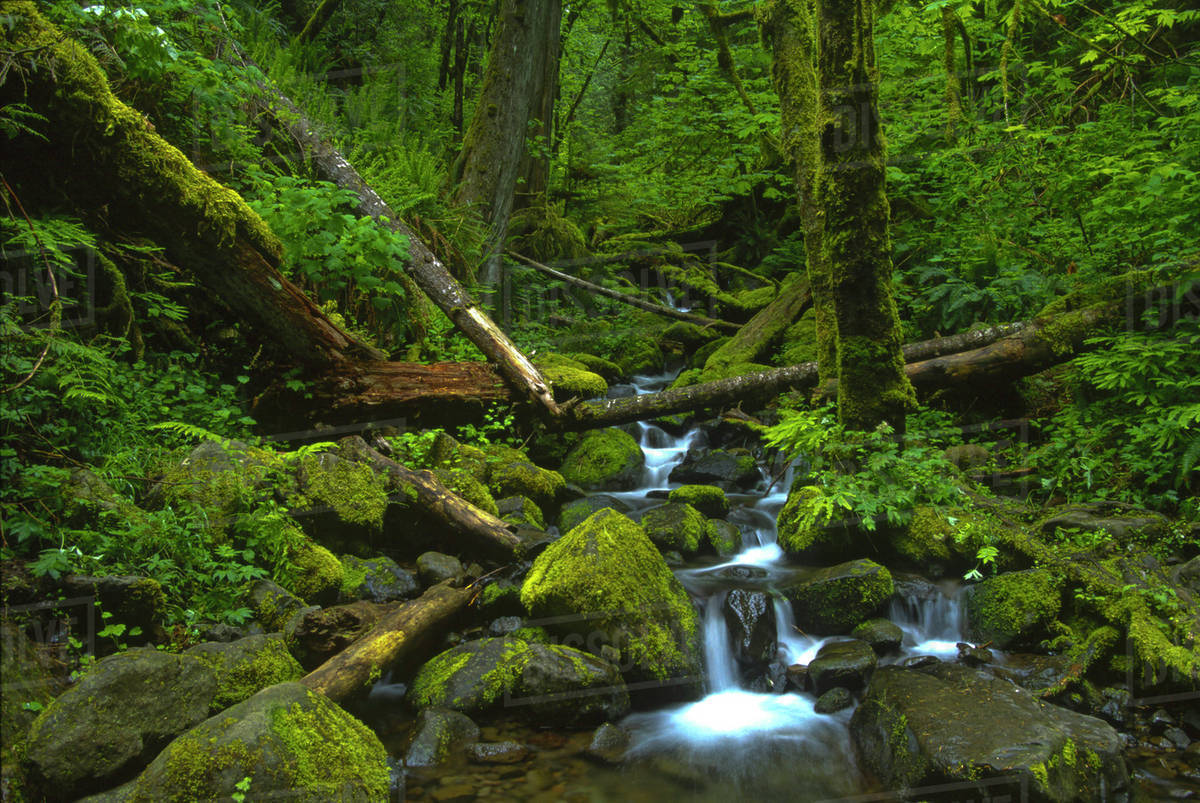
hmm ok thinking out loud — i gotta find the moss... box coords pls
[534,353,608,401]
[338,560,368,600]
[286,537,344,603]
[705,519,742,556]
[270,691,389,800]
[610,334,664,377]
[559,429,644,490]
[520,509,700,681]
[497,494,545,529]
[298,455,389,530]
[893,506,955,569]
[661,322,720,351]
[191,639,305,712]
[409,638,529,709]
[640,502,707,554]
[509,626,550,643]
[429,432,489,480]
[965,569,1063,648]
[668,485,730,519]
[433,466,498,516]
[409,650,474,708]
[690,337,728,370]
[487,458,564,509]
[776,310,818,366]
[566,352,622,382]
[776,484,823,555]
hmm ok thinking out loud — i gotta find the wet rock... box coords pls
[668,485,730,519]
[780,559,894,635]
[409,637,630,726]
[850,618,903,655]
[991,652,1074,692]
[814,687,854,714]
[963,568,1062,649]
[723,589,777,667]
[808,639,877,695]
[585,723,630,764]
[405,708,480,768]
[1040,505,1167,542]
[557,494,631,534]
[714,564,769,581]
[185,633,303,711]
[851,663,1127,802]
[488,616,524,637]
[704,519,743,557]
[662,550,685,566]
[466,741,531,764]
[668,449,760,491]
[23,649,217,799]
[559,429,645,491]
[113,682,388,801]
[478,579,524,618]
[417,551,463,586]
[248,579,306,632]
[640,502,706,555]
[520,509,702,695]
[1166,728,1191,750]
[497,495,546,530]
[786,664,809,691]
[900,654,941,669]
[60,574,165,647]
[956,642,993,667]
[284,600,394,669]
[337,554,419,603]
[1097,687,1132,727]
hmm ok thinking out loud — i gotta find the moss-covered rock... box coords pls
[496,495,545,530]
[892,506,957,575]
[639,502,706,555]
[668,484,730,519]
[23,649,217,799]
[284,601,391,670]
[534,353,608,401]
[114,682,388,802]
[705,519,743,557]
[566,352,623,382]
[248,579,306,633]
[60,574,166,648]
[776,309,818,367]
[668,449,759,490]
[557,494,632,533]
[408,637,629,726]
[337,554,419,604]
[781,559,894,635]
[285,537,345,606]
[520,509,702,690]
[484,445,566,510]
[429,431,489,481]
[478,580,524,618]
[964,569,1063,649]
[403,708,480,768]
[559,429,645,491]
[808,639,877,694]
[775,484,881,563]
[185,634,304,712]
[662,321,721,352]
[690,337,728,370]
[1,622,64,800]
[433,466,499,517]
[851,618,904,655]
[292,452,390,531]
[610,333,664,377]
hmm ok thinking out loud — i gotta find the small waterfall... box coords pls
[889,584,968,660]
[702,592,737,692]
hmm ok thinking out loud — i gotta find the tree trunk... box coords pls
[300,583,470,702]
[816,0,915,431]
[296,0,344,45]
[452,0,563,288]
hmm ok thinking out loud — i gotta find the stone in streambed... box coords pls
[585,723,630,764]
[404,708,480,768]
[808,639,877,695]
[780,559,893,635]
[851,618,903,655]
[814,687,854,714]
[466,741,530,764]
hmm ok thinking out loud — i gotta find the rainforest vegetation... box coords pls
[1,0,1198,799]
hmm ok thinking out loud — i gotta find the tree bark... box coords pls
[507,251,741,332]
[296,0,343,45]
[816,0,915,431]
[300,582,470,702]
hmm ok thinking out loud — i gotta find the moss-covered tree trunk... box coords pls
[451,0,562,289]
[765,0,837,381]
[815,0,915,431]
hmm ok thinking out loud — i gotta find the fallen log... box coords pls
[337,436,527,557]
[300,582,470,702]
[507,250,741,333]
[700,274,812,374]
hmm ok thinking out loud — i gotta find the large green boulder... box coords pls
[557,494,631,533]
[520,509,701,689]
[408,637,629,726]
[640,502,706,555]
[109,682,388,802]
[668,484,730,519]
[185,634,304,712]
[534,353,608,401]
[776,485,865,562]
[559,429,645,491]
[964,569,1063,649]
[850,663,1127,801]
[23,649,217,799]
[484,445,566,510]
[780,559,894,635]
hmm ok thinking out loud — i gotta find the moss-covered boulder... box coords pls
[705,519,743,557]
[496,495,545,530]
[185,634,304,712]
[484,445,566,511]
[851,618,904,655]
[478,580,524,618]
[964,569,1063,649]
[520,509,702,690]
[668,484,730,519]
[662,321,721,352]
[429,431,489,482]
[639,502,706,555]
[289,451,390,536]
[534,353,608,401]
[23,649,217,799]
[557,494,631,534]
[112,682,388,802]
[808,639,877,694]
[567,352,623,382]
[284,537,345,606]
[248,579,306,632]
[403,708,480,768]
[433,466,498,517]
[775,484,877,563]
[560,429,645,491]
[610,334,664,377]
[891,506,958,575]
[337,554,419,604]
[850,663,1127,802]
[60,574,166,648]
[1,622,64,800]
[408,637,629,726]
[667,449,759,491]
[780,559,894,635]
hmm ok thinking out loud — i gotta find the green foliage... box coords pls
[763,405,967,531]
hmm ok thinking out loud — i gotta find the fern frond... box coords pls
[149,421,228,444]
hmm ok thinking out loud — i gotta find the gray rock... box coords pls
[184,633,303,711]
[23,649,217,799]
[585,722,630,764]
[488,616,524,637]
[557,494,631,533]
[284,600,393,670]
[416,551,464,586]
[722,589,777,667]
[248,579,306,632]
[808,639,877,694]
[814,686,853,714]
[405,708,480,768]
[113,682,388,801]
[1040,505,1166,541]
[780,559,894,635]
[668,449,760,491]
[851,663,1127,802]
[850,618,903,655]
[466,741,530,764]
[338,554,419,603]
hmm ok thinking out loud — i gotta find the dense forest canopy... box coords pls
[1,0,1198,798]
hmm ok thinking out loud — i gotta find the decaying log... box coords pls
[300,582,470,702]
[337,436,528,557]
[507,251,741,332]
[700,275,812,373]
